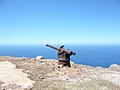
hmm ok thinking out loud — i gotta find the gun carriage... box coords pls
[46,44,76,67]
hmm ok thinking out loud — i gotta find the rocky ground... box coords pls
[0,56,120,90]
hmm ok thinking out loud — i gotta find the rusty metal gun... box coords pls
[46,44,76,55]
[46,44,76,67]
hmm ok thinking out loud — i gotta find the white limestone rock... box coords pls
[0,61,35,90]
[109,64,120,71]
[36,56,44,60]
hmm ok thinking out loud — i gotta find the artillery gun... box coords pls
[46,44,76,67]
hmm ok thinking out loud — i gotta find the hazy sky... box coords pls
[0,0,120,45]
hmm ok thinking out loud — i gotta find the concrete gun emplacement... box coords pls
[46,44,76,67]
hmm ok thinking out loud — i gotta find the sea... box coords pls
[0,45,120,68]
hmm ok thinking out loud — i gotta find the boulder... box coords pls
[109,64,120,71]
[36,56,44,60]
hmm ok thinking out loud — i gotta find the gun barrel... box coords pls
[46,44,61,51]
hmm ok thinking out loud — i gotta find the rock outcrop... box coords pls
[0,61,35,90]
[109,64,120,71]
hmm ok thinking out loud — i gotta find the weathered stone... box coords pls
[58,65,63,68]
[36,56,44,60]
[96,66,102,69]
[109,64,120,71]
[0,61,35,90]
[40,77,44,79]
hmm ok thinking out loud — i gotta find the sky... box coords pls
[0,0,120,45]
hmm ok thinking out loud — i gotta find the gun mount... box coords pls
[46,44,76,67]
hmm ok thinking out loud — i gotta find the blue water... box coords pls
[0,45,120,68]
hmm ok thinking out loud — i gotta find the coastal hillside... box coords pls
[0,56,120,90]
